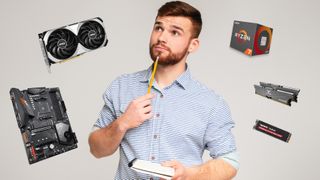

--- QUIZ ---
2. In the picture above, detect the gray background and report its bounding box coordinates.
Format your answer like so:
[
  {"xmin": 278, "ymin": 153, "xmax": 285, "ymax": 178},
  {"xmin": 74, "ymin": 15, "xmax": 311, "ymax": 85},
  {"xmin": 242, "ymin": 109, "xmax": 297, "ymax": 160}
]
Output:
[{"xmin": 0, "ymin": 0, "xmax": 319, "ymax": 179}]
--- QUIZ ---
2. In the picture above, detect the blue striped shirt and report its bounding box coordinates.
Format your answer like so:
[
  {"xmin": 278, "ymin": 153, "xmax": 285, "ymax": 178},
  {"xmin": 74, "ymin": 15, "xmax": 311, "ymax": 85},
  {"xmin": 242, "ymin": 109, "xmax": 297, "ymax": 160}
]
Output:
[{"xmin": 94, "ymin": 65, "xmax": 237, "ymax": 179}]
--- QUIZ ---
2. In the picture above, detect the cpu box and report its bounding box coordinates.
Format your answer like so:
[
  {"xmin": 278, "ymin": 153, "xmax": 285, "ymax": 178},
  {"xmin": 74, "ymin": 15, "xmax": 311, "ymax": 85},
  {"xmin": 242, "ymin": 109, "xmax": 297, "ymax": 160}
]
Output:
[{"xmin": 230, "ymin": 20, "xmax": 273, "ymax": 56}]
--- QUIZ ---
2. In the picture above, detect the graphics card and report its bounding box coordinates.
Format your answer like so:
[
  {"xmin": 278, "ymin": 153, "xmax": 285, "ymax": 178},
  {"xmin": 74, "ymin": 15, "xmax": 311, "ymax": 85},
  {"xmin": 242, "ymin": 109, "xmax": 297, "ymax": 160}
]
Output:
[
  {"xmin": 38, "ymin": 17, "xmax": 108, "ymax": 72},
  {"xmin": 10, "ymin": 87, "xmax": 78, "ymax": 164}
]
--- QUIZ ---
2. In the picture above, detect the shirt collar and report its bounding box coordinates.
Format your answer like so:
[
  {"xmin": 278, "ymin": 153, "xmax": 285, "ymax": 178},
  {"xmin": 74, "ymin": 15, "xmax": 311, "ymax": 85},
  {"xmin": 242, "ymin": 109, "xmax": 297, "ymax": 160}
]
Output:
[{"xmin": 139, "ymin": 63, "xmax": 192, "ymax": 90}]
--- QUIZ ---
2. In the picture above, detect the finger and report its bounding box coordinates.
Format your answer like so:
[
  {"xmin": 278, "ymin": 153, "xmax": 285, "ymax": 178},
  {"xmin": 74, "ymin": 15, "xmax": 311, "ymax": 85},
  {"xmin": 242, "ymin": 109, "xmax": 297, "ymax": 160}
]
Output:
[
  {"xmin": 172, "ymin": 173, "xmax": 180, "ymax": 180},
  {"xmin": 136, "ymin": 93, "xmax": 155, "ymax": 103},
  {"xmin": 142, "ymin": 105, "xmax": 152, "ymax": 114},
  {"xmin": 139, "ymin": 99, "xmax": 152, "ymax": 108},
  {"xmin": 144, "ymin": 112, "xmax": 154, "ymax": 120},
  {"xmin": 161, "ymin": 160, "xmax": 176, "ymax": 167}
]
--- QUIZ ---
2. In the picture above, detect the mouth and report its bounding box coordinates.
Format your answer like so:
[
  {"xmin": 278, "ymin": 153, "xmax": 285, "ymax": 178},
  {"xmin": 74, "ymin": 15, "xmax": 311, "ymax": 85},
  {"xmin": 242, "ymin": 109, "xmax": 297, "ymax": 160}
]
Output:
[{"xmin": 153, "ymin": 45, "xmax": 169, "ymax": 53}]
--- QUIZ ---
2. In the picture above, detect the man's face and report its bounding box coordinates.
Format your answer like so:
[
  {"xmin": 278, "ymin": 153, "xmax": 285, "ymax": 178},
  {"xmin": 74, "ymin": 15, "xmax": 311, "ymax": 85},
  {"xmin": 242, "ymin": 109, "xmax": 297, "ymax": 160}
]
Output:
[{"xmin": 149, "ymin": 16, "xmax": 195, "ymax": 65}]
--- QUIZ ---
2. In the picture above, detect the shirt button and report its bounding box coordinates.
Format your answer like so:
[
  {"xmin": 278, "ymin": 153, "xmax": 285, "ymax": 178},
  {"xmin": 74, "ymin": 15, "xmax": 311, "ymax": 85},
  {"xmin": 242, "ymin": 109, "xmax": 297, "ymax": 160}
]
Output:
[
  {"xmin": 153, "ymin": 135, "xmax": 157, "ymax": 139},
  {"xmin": 151, "ymin": 156, "xmax": 155, "ymax": 160},
  {"xmin": 150, "ymin": 178, "xmax": 153, "ymax": 180},
  {"xmin": 156, "ymin": 113, "xmax": 160, "ymax": 117}
]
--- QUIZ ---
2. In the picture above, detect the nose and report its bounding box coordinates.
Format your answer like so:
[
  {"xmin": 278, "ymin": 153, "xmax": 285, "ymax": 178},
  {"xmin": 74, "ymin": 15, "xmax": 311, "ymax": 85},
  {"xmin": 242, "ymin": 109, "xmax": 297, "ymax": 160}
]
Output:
[{"xmin": 157, "ymin": 30, "xmax": 167, "ymax": 44}]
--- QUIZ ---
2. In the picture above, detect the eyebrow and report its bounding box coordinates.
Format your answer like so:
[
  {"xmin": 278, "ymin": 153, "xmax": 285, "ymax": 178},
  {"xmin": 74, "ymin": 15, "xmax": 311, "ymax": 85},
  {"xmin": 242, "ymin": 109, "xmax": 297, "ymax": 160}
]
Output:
[{"xmin": 155, "ymin": 21, "xmax": 184, "ymax": 33}]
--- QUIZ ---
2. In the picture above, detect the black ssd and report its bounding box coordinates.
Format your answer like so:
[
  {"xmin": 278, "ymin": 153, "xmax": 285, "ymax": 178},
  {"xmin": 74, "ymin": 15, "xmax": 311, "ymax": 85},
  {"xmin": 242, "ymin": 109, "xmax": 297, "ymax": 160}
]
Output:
[{"xmin": 253, "ymin": 120, "xmax": 291, "ymax": 143}]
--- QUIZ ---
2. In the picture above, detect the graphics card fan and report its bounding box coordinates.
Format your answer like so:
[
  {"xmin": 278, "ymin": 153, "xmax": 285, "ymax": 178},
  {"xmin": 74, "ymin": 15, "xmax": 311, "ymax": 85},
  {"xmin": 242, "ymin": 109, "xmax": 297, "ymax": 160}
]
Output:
[{"xmin": 78, "ymin": 20, "xmax": 106, "ymax": 50}]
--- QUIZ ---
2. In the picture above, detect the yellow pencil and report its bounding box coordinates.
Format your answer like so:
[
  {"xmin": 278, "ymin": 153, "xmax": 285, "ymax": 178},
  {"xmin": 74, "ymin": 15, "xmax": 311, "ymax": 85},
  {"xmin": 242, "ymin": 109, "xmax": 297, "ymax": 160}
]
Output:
[{"xmin": 147, "ymin": 56, "xmax": 159, "ymax": 93}]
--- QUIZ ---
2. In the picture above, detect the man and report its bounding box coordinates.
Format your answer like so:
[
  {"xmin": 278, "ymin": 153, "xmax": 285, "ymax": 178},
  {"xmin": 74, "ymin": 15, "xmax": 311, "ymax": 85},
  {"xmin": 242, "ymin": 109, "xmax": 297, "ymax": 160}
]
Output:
[{"xmin": 89, "ymin": 1, "xmax": 239, "ymax": 179}]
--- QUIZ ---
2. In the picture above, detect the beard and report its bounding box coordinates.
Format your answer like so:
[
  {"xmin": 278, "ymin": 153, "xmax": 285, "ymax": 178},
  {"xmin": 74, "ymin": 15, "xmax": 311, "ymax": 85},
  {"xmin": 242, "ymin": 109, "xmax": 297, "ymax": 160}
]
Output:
[{"xmin": 149, "ymin": 43, "xmax": 189, "ymax": 66}]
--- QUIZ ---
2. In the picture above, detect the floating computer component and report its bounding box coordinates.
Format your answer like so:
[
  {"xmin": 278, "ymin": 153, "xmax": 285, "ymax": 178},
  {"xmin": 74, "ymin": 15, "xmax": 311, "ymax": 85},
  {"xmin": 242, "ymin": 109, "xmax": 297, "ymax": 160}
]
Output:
[
  {"xmin": 253, "ymin": 120, "xmax": 291, "ymax": 143},
  {"xmin": 38, "ymin": 17, "xmax": 108, "ymax": 72},
  {"xmin": 10, "ymin": 87, "xmax": 78, "ymax": 164},
  {"xmin": 230, "ymin": 20, "xmax": 272, "ymax": 56},
  {"xmin": 254, "ymin": 82, "xmax": 300, "ymax": 106}
]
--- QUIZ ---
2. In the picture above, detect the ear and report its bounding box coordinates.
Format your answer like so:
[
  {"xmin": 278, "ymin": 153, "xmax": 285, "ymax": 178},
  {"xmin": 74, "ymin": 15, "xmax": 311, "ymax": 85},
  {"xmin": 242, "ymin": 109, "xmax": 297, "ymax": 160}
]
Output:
[{"xmin": 188, "ymin": 38, "xmax": 200, "ymax": 53}]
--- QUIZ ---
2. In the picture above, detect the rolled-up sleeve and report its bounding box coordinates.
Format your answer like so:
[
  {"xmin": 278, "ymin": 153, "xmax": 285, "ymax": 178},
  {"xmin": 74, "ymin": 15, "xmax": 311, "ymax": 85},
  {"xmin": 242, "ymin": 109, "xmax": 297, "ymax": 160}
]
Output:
[{"xmin": 204, "ymin": 97, "xmax": 237, "ymax": 158}]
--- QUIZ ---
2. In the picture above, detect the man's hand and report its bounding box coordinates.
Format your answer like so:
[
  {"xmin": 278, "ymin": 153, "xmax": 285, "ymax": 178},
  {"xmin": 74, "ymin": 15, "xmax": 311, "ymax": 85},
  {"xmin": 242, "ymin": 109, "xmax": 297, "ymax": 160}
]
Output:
[
  {"xmin": 162, "ymin": 160, "xmax": 195, "ymax": 180},
  {"xmin": 162, "ymin": 158, "xmax": 237, "ymax": 180},
  {"xmin": 119, "ymin": 93, "xmax": 155, "ymax": 131}
]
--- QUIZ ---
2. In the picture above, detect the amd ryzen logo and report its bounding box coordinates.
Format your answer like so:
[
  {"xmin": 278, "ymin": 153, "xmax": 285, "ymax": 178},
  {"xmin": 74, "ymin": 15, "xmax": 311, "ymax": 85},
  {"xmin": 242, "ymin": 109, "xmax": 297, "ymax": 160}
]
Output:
[{"xmin": 235, "ymin": 29, "xmax": 250, "ymax": 43}]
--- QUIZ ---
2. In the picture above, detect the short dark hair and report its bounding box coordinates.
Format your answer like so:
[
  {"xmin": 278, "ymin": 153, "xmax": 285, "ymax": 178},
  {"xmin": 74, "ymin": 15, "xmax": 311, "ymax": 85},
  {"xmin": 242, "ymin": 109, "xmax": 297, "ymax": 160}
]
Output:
[{"xmin": 157, "ymin": 1, "xmax": 202, "ymax": 38}]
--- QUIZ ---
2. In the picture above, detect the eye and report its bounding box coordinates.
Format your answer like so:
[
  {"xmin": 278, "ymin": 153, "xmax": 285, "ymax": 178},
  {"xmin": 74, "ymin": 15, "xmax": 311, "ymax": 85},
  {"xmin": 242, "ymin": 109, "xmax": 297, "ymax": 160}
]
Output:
[
  {"xmin": 154, "ymin": 25, "xmax": 163, "ymax": 32},
  {"xmin": 172, "ymin": 30, "xmax": 180, "ymax": 36}
]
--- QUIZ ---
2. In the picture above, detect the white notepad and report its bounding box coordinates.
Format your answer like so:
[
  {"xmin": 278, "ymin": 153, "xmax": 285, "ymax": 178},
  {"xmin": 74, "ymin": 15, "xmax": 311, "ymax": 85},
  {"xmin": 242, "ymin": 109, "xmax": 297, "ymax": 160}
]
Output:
[{"xmin": 128, "ymin": 158, "xmax": 175, "ymax": 179}]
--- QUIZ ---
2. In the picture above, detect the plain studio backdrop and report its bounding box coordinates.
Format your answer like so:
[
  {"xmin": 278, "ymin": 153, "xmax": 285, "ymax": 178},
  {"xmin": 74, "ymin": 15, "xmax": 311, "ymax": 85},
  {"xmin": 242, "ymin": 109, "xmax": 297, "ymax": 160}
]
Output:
[{"xmin": 0, "ymin": 0, "xmax": 319, "ymax": 179}]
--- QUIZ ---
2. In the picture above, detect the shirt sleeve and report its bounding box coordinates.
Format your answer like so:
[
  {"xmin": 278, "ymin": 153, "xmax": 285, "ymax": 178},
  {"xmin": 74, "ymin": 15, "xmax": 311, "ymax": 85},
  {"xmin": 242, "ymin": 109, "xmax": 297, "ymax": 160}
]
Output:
[
  {"xmin": 219, "ymin": 151, "xmax": 240, "ymax": 170},
  {"xmin": 93, "ymin": 78, "xmax": 120, "ymax": 129},
  {"xmin": 204, "ymin": 96, "xmax": 237, "ymax": 158}
]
